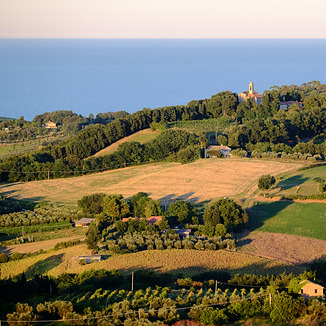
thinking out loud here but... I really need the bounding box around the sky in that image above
[0,0,326,38]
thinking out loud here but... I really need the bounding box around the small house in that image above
[75,218,95,227]
[78,255,102,263]
[279,101,303,110]
[44,120,57,129]
[175,229,191,239]
[299,280,324,300]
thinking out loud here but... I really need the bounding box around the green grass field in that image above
[249,201,326,240]
[268,165,326,197]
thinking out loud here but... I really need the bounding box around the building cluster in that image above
[238,81,303,110]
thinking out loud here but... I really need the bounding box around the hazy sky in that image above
[1,0,326,38]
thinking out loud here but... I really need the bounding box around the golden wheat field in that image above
[0,158,303,207]
[0,244,303,280]
[91,128,160,158]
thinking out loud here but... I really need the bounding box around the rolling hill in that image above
[0,158,303,207]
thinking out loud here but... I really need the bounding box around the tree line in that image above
[2,81,326,182]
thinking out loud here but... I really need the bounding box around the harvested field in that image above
[0,235,84,255]
[0,244,302,280]
[237,231,326,265]
[91,129,160,158]
[0,158,303,207]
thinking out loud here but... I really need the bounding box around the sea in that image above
[0,38,325,121]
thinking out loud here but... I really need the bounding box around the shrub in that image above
[10,252,23,261]
[258,174,276,190]
[0,252,9,263]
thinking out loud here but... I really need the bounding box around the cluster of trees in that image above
[0,204,80,228]
[80,192,248,251]
[105,229,235,254]
[202,199,248,232]
[0,128,200,182]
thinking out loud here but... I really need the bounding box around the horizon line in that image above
[1,37,326,40]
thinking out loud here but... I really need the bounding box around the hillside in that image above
[90,128,161,158]
[0,244,303,280]
[0,158,303,207]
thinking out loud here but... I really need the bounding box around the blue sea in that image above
[0,39,325,121]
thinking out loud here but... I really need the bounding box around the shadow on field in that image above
[277,174,309,192]
[247,201,293,231]
[159,192,199,206]
[0,245,14,255]
[25,253,64,277]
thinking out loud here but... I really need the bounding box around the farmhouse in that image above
[75,217,95,227]
[175,228,191,239]
[238,81,263,105]
[44,120,57,129]
[299,280,324,300]
[206,145,231,158]
[279,101,303,110]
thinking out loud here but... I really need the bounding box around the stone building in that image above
[238,81,263,105]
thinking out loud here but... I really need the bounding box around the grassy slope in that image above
[249,201,326,240]
[91,129,161,158]
[0,158,302,207]
[0,244,303,280]
[268,165,326,197]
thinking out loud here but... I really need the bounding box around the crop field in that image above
[0,244,303,280]
[92,129,161,157]
[268,165,326,197]
[0,158,303,207]
[249,201,326,240]
[238,230,326,265]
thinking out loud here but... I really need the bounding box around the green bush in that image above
[258,174,276,190]
[10,252,23,261]
[0,252,9,263]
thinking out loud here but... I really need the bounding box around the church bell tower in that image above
[249,81,254,94]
